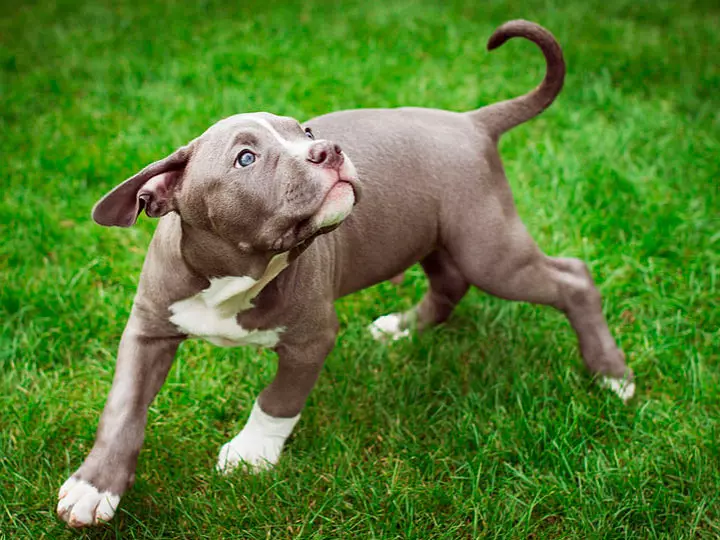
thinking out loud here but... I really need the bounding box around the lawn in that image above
[1,0,718,537]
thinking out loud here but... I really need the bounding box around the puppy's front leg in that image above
[57,311,183,527]
[217,317,338,474]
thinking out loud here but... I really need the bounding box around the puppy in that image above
[57,20,633,527]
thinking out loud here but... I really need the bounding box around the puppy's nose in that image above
[307,141,344,169]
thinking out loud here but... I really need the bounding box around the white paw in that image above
[217,432,284,474]
[57,477,120,528]
[369,313,411,342]
[216,401,300,475]
[599,375,636,403]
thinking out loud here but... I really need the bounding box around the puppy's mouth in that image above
[298,178,356,231]
[272,175,359,253]
[312,179,357,226]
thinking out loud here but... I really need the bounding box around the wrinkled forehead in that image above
[202,112,305,148]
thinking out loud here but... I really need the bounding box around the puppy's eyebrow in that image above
[229,130,260,149]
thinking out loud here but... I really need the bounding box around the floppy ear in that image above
[92,144,193,227]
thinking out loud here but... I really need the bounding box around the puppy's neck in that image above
[179,220,285,280]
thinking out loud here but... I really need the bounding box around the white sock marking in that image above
[369,313,412,341]
[57,477,120,527]
[216,400,300,474]
[599,375,636,403]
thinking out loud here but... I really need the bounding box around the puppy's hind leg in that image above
[448,217,634,402]
[369,250,469,341]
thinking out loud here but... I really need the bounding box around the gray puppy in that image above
[57,20,634,527]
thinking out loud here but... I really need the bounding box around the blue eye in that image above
[236,150,256,168]
[305,127,314,140]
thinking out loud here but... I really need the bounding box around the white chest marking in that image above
[169,254,289,348]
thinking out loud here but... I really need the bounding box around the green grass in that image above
[1,0,718,537]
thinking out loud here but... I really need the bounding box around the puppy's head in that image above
[92,113,360,252]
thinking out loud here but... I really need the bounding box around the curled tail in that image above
[472,20,565,139]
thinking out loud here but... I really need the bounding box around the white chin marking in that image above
[369,313,411,342]
[216,400,300,475]
[599,375,636,403]
[57,477,119,527]
[311,183,355,229]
